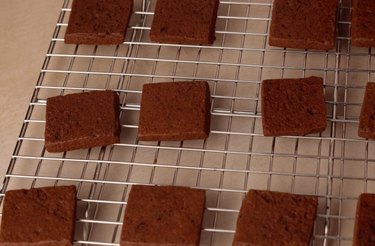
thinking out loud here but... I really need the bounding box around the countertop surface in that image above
[0,0,64,181]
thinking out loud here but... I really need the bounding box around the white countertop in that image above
[0,0,63,180]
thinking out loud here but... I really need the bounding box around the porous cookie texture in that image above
[150,0,219,45]
[121,185,205,246]
[261,76,327,136]
[138,81,211,141]
[0,186,76,245]
[269,0,337,50]
[45,90,120,152]
[65,0,133,44]
[233,189,318,246]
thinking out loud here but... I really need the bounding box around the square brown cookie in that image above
[138,81,211,141]
[269,0,337,50]
[353,193,375,246]
[65,0,133,45]
[45,90,121,152]
[352,0,375,47]
[0,186,76,245]
[233,190,318,246]
[150,0,219,45]
[359,82,375,139]
[121,185,205,246]
[261,76,327,136]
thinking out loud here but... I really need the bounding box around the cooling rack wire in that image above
[1,0,373,245]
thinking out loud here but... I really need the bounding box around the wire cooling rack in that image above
[1,0,374,245]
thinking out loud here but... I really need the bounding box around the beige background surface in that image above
[0,0,63,181]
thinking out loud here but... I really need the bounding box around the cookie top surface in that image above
[0,186,76,244]
[353,193,375,246]
[352,0,375,47]
[65,0,133,44]
[261,76,327,136]
[233,189,318,246]
[359,82,375,139]
[45,90,120,152]
[138,81,211,141]
[150,0,219,44]
[269,0,337,50]
[121,185,205,245]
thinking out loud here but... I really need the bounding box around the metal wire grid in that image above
[1,0,375,245]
